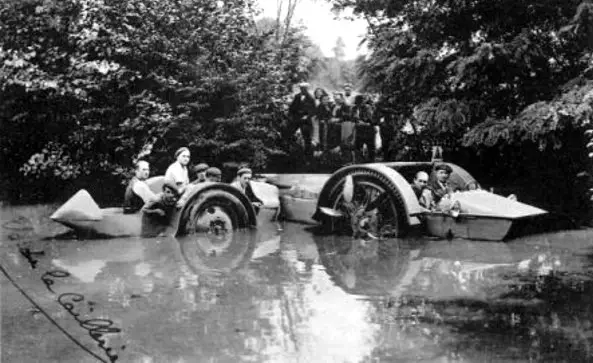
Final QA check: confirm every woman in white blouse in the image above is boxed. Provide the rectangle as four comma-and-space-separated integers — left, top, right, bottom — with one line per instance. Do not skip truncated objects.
165, 147, 190, 194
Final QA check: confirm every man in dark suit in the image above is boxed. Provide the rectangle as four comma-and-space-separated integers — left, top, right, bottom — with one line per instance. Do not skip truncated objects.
289, 82, 317, 159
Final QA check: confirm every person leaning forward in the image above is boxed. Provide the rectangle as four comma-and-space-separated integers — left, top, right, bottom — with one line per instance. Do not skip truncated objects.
124, 160, 159, 214
142, 179, 180, 224
231, 167, 263, 211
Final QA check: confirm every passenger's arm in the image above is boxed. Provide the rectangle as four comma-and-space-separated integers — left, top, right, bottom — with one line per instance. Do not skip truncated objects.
141, 200, 165, 216
133, 182, 159, 203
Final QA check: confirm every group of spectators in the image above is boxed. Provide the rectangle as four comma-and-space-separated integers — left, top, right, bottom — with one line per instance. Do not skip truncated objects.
286, 82, 379, 163
123, 147, 262, 223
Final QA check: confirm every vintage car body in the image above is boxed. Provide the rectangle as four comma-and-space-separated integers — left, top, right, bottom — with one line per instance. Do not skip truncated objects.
51, 162, 547, 241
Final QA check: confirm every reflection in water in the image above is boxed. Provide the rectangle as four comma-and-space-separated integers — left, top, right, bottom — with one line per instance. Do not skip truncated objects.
314, 233, 593, 361
3, 204, 593, 362
52, 259, 106, 283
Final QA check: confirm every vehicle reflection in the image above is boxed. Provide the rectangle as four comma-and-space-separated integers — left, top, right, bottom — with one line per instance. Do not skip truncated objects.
313, 231, 593, 361
3, 205, 593, 362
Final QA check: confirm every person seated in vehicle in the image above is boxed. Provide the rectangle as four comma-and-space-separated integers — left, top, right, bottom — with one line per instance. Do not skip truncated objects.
142, 180, 180, 224
191, 163, 209, 184
205, 167, 222, 183
231, 167, 263, 211
428, 164, 463, 214
165, 147, 191, 194
411, 171, 432, 209
124, 160, 159, 214
428, 164, 455, 203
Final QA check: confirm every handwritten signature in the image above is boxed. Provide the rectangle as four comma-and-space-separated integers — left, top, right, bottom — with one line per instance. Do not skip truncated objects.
18, 245, 44, 269
22, 252, 123, 362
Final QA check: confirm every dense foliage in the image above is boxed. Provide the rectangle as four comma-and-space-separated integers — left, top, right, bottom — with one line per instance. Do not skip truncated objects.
330, 0, 593, 222
0, 0, 318, 202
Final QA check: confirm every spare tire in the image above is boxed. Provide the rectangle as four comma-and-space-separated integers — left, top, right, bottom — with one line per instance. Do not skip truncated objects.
317, 167, 409, 238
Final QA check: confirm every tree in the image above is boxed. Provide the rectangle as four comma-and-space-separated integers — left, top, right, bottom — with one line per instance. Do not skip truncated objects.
331, 0, 586, 131
330, 0, 593, 221
0, 0, 311, 202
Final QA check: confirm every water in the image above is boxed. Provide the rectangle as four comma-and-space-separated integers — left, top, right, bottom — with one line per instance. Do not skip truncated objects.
2, 205, 593, 362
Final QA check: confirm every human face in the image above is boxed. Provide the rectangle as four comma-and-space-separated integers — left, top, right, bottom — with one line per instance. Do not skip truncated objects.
163, 187, 178, 203
239, 173, 252, 187
321, 95, 330, 106
344, 86, 352, 96
436, 170, 450, 183
207, 175, 222, 183
177, 150, 190, 166
314, 89, 323, 99
334, 94, 344, 105
136, 162, 150, 180
414, 174, 428, 189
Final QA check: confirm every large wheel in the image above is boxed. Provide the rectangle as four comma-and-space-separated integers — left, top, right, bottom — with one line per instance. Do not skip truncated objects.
180, 189, 253, 236
321, 168, 409, 238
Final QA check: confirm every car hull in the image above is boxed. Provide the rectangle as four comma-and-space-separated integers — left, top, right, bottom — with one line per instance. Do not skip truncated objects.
50, 162, 549, 241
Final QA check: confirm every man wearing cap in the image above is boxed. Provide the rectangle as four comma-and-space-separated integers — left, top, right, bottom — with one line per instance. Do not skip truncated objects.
289, 82, 316, 159
142, 179, 180, 224
428, 164, 455, 205
205, 167, 222, 183
124, 160, 159, 214
192, 163, 209, 184
231, 167, 263, 210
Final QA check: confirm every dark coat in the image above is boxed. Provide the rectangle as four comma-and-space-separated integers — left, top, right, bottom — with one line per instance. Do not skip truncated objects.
289, 92, 316, 121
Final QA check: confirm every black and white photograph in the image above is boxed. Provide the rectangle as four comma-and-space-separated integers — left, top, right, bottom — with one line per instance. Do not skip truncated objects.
2, 0, 593, 362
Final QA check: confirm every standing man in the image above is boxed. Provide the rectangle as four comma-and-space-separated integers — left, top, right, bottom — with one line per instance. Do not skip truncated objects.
124, 160, 159, 214
352, 94, 376, 162
289, 82, 316, 159
332, 92, 354, 162
315, 94, 334, 152
343, 83, 357, 106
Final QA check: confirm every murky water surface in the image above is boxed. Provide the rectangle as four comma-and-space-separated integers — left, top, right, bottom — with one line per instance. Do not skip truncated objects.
3, 205, 593, 362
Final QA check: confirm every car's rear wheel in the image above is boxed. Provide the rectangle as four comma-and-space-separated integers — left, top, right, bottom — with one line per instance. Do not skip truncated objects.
181, 190, 252, 235
321, 169, 408, 238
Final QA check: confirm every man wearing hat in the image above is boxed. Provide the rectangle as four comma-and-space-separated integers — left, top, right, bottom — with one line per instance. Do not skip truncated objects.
205, 167, 222, 183
192, 163, 209, 184
142, 179, 180, 224
289, 82, 316, 159
231, 167, 263, 210
428, 163, 455, 205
